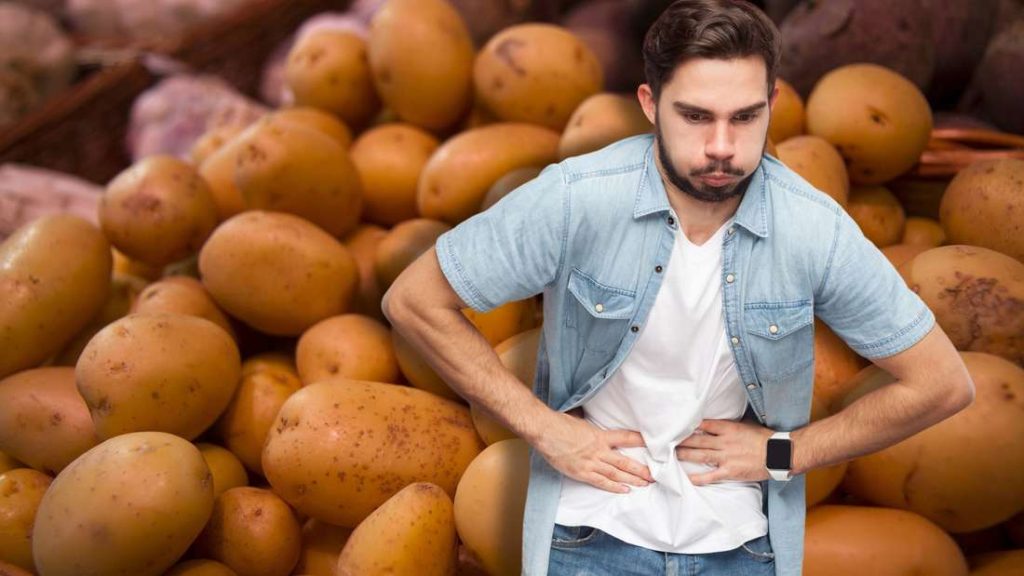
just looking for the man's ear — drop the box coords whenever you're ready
[768,82,780,111]
[637,84,657,125]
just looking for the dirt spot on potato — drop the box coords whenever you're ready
[49,412,63,426]
[123,194,162,213]
[494,38,527,76]
[939,272,1023,352]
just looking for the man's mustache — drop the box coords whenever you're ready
[690,163,745,177]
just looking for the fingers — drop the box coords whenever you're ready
[604,429,646,449]
[676,447,720,467]
[584,471,631,494]
[698,419,729,434]
[679,433,717,450]
[601,453,655,484]
[688,467,730,486]
[595,461,650,488]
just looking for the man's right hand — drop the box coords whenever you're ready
[533,410,655,494]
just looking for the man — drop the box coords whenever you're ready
[382,1,975,574]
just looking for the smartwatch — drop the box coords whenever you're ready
[766,431,793,481]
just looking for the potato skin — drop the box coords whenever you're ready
[199,211,359,336]
[417,123,560,225]
[0,468,52,572]
[286,31,380,129]
[0,215,111,379]
[133,276,235,339]
[939,158,1024,262]
[32,432,214,576]
[262,380,484,528]
[846,185,906,247]
[0,367,97,475]
[296,314,400,385]
[558,93,650,160]
[776,135,849,206]
[349,123,440,226]
[368,0,475,131]
[75,313,242,441]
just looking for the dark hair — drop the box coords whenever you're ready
[642,0,781,99]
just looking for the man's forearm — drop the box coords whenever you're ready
[790,376,970,476]
[387,299,553,445]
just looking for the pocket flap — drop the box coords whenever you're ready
[744,303,813,340]
[567,268,637,320]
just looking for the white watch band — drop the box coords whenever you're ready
[767,431,792,481]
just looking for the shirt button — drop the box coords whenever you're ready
[667,216,675,226]
[731,336,740,346]
[631,326,640,333]
[655,265,663,273]
[747,383,757,390]
[769,324,779,334]
[725,274,735,284]
[727,227,735,235]
[595,304,604,313]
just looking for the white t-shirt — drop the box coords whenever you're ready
[555,220,768,553]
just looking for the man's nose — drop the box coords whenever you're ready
[706,121,735,160]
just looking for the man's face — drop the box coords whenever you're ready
[638,56,774,203]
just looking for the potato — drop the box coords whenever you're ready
[417,123,560,224]
[190,125,247,166]
[927,0,999,108]
[898,245,1023,365]
[471,329,540,444]
[805,398,847,507]
[840,353,1024,533]
[75,313,241,441]
[293,519,352,576]
[807,64,933,185]
[888,176,948,220]
[132,276,234,339]
[199,141,247,222]
[0,468,51,572]
[939,158,1024,262]
[480,166,542,211]
[112,247,162,281]
[810,319,867,412]
[0,215,111,379]
[342,225,388,322]
[970,550,1024,576]
[0,560,32,576]
[776,135,850,206]
[296,315,399,385]
[262,380,484,527]
[196,443,248,498]
[336,483,457,576]
[474,24,602,131]
[199,211,360,336]
[349,123,440,226]
[768,78,804,144]
[214,354,301,475]
[846,185,906,247]
[374,218,451,291]
[901,216,946,247]
[0,453,20,474]
[100,156,218,267]
[192,487,302,576]
[229,118,363,239]
[0,368,97,475]
[368,0,474,131]
[558,93,650,160]
[881,243,929,268]
[53,272,148,366]
[968,20,1024,135]
[32,432,214,576]
[454,440,529,576]
[267,107,352,149]
[165,559,238,576]
[392,331,461,402]
[804,505,968,576]
[286,31,380,129]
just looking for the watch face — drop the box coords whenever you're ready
[767,438,792,470]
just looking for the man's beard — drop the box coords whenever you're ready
[654,119,760,204]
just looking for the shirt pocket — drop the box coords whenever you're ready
[565,267,638,354]
[743,301,814,383]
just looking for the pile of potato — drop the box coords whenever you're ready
[1,0,1023,575]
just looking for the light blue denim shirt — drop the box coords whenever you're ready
[435,134,934,576]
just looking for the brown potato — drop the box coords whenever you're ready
[374,219,451,291]
[471,329,540,445]
[133,276,235,339]
[805,397,847,507]
[214,354,301,475]
[196,443,249,498]
[112,247,162,281]
[294,519,352,576]
[349,123,440,226]
[0,452,20,474]
[453,440,530,576]
[192,487,302,576]
[296,314,399,385]
[807,64,933,185]
[804,506,968,576]
[100,156,218,266]
[190,125,247,166]
[880,243,930,268]
[846,185,906,247]
[368,0,474,131]
[902,217,946,247]
[0,560,32,576]
[0,367,97,475]
[939,158,1024,262]
[199,211,360,336]
[262,380,484,527]
[776,135,850,206]
[0,468,52,572]
[0,215,111,379]
[480,166,542,211]
[343,225,388,322]
[267,107,352,149]
[898,245,1023,365]
[286,31,380,129]
[164,559,239,576]
[969,550,1024,576]
[474,24,603,131]
[32,432,214,576]
[53,272,149,366]
[768,78,804,143]
[418,123,560,225]
[558,93,650,160]
[840,353,1024,533]
[810,319,868,413]
[336,483,457,576]
[199,140,247,222]
[75,313,241,441]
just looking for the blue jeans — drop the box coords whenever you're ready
[548,524,775,576]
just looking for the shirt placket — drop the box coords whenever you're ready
[721,225,768,424]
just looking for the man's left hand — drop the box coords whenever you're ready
[676,419,774,485]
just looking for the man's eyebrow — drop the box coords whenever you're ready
[672,101,768,116]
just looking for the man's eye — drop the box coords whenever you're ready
[734,113,758,123]
[685,113,706,123]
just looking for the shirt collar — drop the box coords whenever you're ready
[633,138,770,239]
